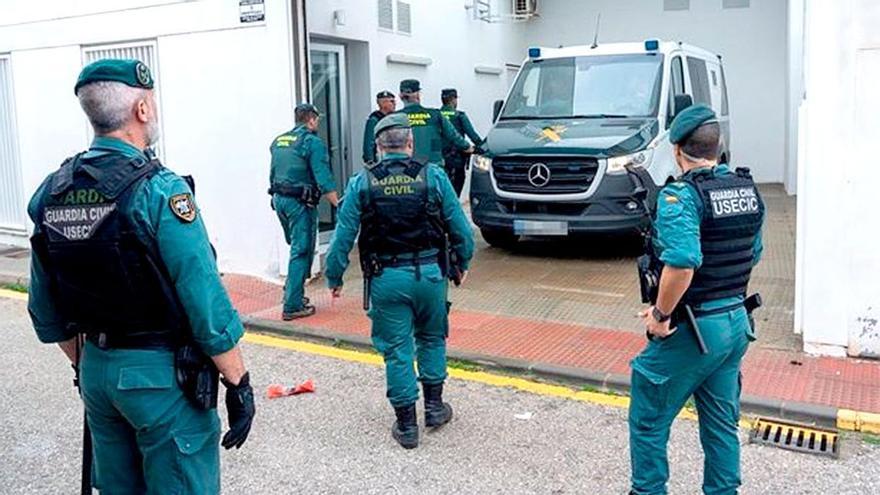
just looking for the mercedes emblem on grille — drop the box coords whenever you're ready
[527,163,551,188]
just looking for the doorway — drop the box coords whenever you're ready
[310,42,349,241]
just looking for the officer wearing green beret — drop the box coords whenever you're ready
[628,104,765,495]
[269,103,339,320]
[28,59,255,493]
[362,90,396,165]
[440,88,484,197]
[397,79,473,166]
[325,113,475,449]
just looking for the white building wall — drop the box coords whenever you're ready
[798,0,880,357]
[306,0,521,167]
[0,0,298,278]
[511,0,789,185]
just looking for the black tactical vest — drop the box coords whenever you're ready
[359,158,444,258]
[30,153,189,340]
[679,168,765,303]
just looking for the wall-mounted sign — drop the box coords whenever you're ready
[240,0,265,23]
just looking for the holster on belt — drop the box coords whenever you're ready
[175,344,219,410]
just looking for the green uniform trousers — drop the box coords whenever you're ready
[80,342,220,495]
[629,302,751,495]
[274,195,318,313]
[368,263,449,407]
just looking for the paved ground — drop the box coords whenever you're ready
[2,297,878,495]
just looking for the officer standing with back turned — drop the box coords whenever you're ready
[324,113,475,449]
[440,88,483,197]
[27,59,255,493]
[269,103,339,320]
[397,79,473,166]
[362,90,396,165]
[628,104,765,495]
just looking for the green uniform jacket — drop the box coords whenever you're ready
[27,137,244,356]
[440,105,483,152]
[269,124,337,194]
[397,102,470,164]
[324,153,475,288]
[361,110,386,164]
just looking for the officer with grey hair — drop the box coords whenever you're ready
[325,113,475,449]
[28,59,254,493]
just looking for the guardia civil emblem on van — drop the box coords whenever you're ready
[170,193,197,223]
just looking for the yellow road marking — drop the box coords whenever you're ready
[0,288,28,301]
[243,332,704,421]
[3,291,872,433]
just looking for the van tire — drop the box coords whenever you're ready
[480,228,518,249]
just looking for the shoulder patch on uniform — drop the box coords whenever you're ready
[169,193,197,223]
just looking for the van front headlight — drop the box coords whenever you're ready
[472,154,493,172]
[607,149,654,175]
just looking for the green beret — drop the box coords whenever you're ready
[399,79,421,94]
[669,104,717,144]
[74,59,154,95]
[441,88,457,99]
[294,102,320,116]
[374,113,410,138]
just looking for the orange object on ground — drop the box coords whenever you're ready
[266,379,315,399]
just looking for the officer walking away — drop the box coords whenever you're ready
[324,114,475,449]
[628,104,765,495]
[27,59,255,493]
[362,90,396,165]
[440,88,484,197]
[269,103,339,320]
[397,79,473,166]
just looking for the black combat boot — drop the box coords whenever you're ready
[391,404,419,449]
[423,382,453,428]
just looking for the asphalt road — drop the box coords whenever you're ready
[1,296,876,495]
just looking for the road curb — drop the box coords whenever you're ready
[0,271,28,287]
[242,315,879,432]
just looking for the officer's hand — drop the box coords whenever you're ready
[464,146,475,154]
[640,307,676,339]
[331,285,343,298]
[458,270,468,285]
[221,371,255,450]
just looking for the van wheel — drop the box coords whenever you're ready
[480,228,518,249]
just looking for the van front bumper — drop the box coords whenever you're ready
[469,168,653,236]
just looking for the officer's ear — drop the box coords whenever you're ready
[135,93,153,124]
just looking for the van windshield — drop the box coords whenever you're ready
[500,54,664,120]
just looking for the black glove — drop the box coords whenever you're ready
[221,371,255,450]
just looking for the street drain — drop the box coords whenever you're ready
[749,417,840,458]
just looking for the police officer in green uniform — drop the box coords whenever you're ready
[27,59,255,493]
[325,113,475,449]
[628,104,765,495]
[397,79,473,166]
[269,103,339,320]
[362,90,396,165]
[440,88,483,197]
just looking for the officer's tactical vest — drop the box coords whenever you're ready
[679,168,765,303]
[30,153,188,339]
[359,159,444,258]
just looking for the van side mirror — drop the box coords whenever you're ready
[667,94,694,127]
[492,100,504,123]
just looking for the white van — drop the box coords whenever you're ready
[470,40,731,247]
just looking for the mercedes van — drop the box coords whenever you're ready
[470,40,730,247]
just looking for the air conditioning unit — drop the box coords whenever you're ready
[512,0,537,16]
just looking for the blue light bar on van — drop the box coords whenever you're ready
[528,47,541,58]
[645,39,660,51]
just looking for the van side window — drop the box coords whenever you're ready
[687,57,711,106]
[719,64,730,116]
[667,56,685,125]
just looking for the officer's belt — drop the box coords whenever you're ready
[377,253,438,268]
[268,183,311,197]
[86,331,176,351]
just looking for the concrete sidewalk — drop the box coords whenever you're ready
[226,273,880,430]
